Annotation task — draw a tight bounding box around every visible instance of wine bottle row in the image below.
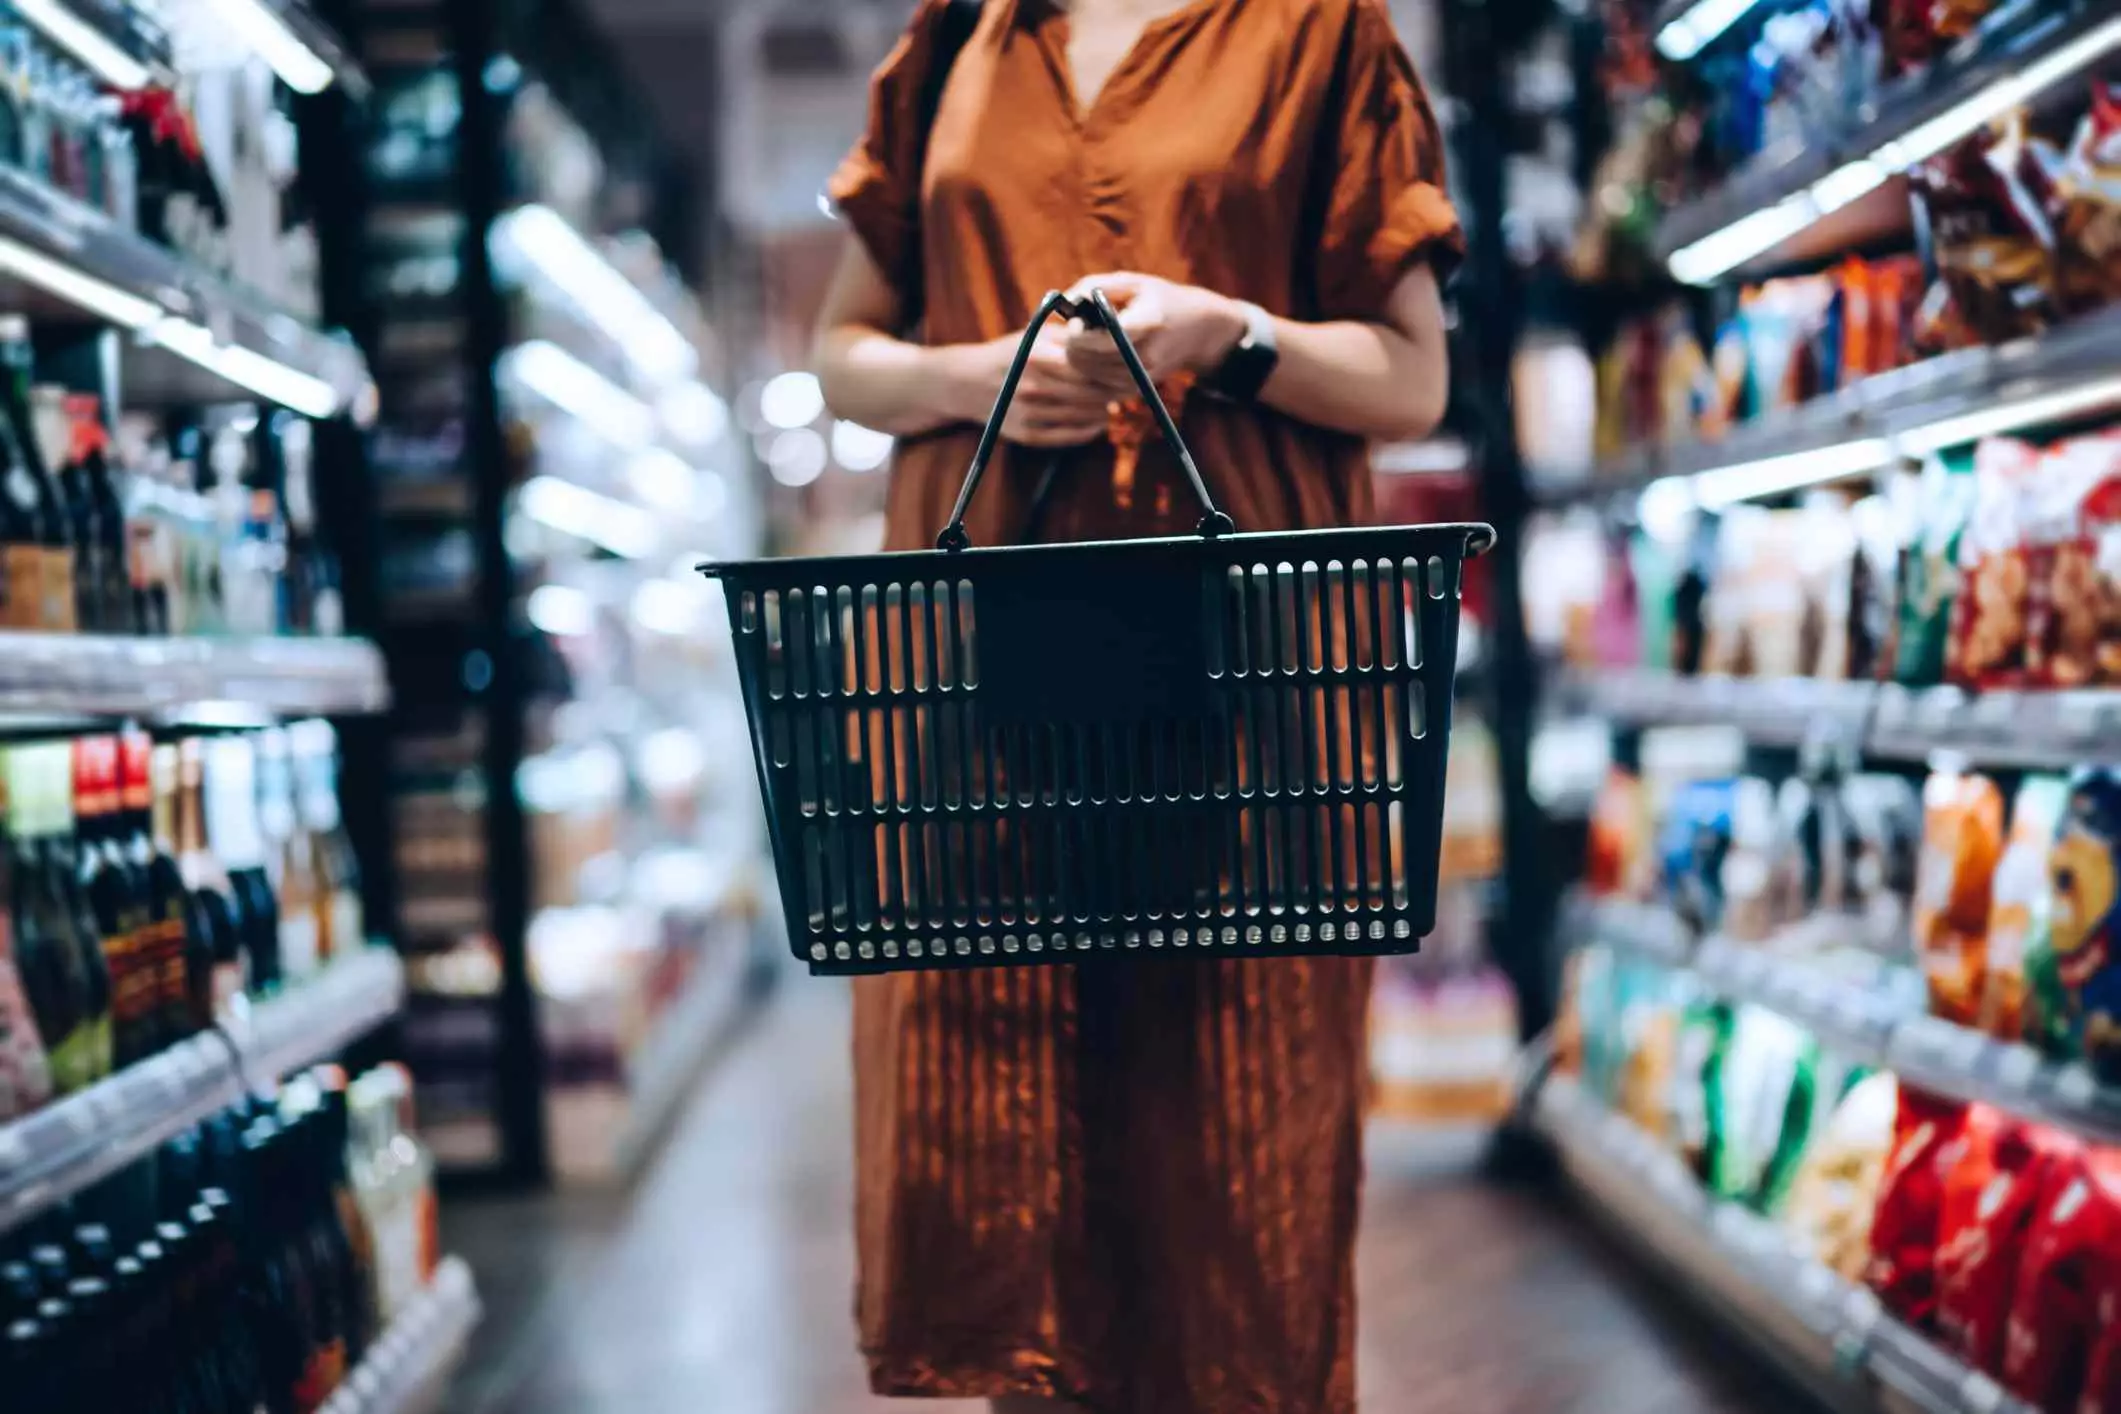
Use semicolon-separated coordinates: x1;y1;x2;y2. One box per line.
1;1062;439;1414
0;721;366;1119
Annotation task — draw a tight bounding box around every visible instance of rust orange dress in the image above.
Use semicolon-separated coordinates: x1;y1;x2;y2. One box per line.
828;2;1461;1409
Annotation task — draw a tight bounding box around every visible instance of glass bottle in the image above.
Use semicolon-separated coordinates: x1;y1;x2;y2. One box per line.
30;385;93;633
293;720;362;964
10;746;103;1092
176;739;243;1017
0;740;51;1118
74;736;151;1066
60;394;133;633
116;414;172;636
124;732;191;1051
257;729;318;985
206;735;279;993
0;318;72;632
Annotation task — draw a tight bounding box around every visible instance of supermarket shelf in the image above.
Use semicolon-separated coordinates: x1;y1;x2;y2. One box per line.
0;948;405;1236
320;1256;481;1414
1585;900;2121;1148
1652;0;2121;282
0;633;390;722
1533;304;2121;506
1536;1071;2036;1414
0;166;372;417
1557;668;2121;769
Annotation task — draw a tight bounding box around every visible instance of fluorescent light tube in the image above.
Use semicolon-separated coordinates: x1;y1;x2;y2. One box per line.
1895;374;2121;455
518;475;660;559
1690;437;1895;507
1655;0;1764;61
1669;15;2121;285
147;319;339;417
198;0;335;93
13;0;152;88
501;339;654;449
491;205;696;384
0;235;164;327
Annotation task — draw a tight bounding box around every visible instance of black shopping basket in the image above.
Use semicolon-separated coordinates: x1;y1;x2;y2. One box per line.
703;288;1493;975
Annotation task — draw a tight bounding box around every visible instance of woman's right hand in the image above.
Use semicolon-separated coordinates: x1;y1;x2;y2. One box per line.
947;325;1110;447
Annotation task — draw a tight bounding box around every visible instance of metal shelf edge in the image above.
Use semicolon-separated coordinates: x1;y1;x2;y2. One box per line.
319;1256;481;1414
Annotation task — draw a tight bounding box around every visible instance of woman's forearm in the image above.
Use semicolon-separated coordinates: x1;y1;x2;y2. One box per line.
815;324;987;437
1256;314;1447;443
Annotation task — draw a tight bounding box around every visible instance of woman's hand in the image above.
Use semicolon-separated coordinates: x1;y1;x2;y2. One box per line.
1061;272;1247;393
944;323;1111;447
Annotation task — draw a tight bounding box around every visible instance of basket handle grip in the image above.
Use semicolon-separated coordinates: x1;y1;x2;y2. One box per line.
936;287;1235;551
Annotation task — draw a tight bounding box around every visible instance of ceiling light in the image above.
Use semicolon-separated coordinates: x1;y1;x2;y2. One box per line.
1669;15;2121;285
830;419;893;472
625;448;698;512
501;340;653;449
629;578;704;636
767;428;826;487
13;0;152;88
658;380;727;445
759;371;824;430
491;205;696;384
1654;0;1764;61
518;475;660;558
525;583;595;637
198;0;335;92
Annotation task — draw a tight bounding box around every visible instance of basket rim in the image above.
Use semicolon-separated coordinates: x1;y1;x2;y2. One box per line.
697;519;1495;580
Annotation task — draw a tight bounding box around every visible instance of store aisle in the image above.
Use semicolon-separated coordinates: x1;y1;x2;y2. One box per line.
449;982;1778;1414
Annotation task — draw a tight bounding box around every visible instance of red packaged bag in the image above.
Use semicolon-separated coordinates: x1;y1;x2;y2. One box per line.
1937;1116;2080;1374
2080;1269;2121;1414
1866;1086;1970;1325
2002;1147;2121;1412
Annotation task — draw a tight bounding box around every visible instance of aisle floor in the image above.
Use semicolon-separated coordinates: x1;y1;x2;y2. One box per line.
446;983;1777;1414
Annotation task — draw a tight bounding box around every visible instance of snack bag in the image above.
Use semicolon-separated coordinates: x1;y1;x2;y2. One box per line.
1980;776;2070;1038
1785;1070;1897;1280
1864;1085;1968;1324
1708;1005;1817;1211
1585;765;1647;899
2025;433;2121;688
1843;772;1925;955
2037;771;2121;1081
2053;82;2121;318
1911;120;2061;356
2001;1148;2121;1412
1914;769;2007;1025
1948;436;2039;690
1671;993;1730;1184
1935;1113;2078;1375
1661;779;1738;934
2081;1267;2121;1414
1893;448;1977;687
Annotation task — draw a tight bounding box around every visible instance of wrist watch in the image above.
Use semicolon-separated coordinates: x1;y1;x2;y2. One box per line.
1207;300;1279;402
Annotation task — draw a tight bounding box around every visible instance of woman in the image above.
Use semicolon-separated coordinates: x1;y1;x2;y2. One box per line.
812;0;1461;1410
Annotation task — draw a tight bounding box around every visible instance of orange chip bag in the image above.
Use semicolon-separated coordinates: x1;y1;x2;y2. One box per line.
1915;769;2007;1025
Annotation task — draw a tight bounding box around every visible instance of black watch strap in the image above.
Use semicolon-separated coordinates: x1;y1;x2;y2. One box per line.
1207;300;1279;402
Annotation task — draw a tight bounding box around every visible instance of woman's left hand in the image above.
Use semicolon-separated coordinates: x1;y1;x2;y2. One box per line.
1062;272;1246;394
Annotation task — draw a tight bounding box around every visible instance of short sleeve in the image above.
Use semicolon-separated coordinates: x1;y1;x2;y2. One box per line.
826;0;953;304
1313;0;1464;318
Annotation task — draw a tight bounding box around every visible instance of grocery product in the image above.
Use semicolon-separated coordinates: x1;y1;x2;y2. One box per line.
1784;1069;1897;1280
1708;1005;1819;1212
2024;432;2121;688
1660;779;1738;933
2054;82;2121;316
1842;772;1926;951
1937;1118;2077;1377
1893;447;1977;687
1914;769;2006;1026
1948;436;2039;689
2001;1147;2121;1411
1864;1085;1967;1325
2033;770;2121;1079
1981;776;2071;1040
1671;993;1729;1182
1911;119;2060;356
1585;765;1649;900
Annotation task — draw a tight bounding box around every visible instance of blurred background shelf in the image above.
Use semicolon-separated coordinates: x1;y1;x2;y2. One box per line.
0;633;389;723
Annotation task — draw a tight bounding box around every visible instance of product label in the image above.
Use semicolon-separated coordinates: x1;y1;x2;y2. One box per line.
1;544;38;629
40;546;73;631
139;914;188;1030
106;926;161;1052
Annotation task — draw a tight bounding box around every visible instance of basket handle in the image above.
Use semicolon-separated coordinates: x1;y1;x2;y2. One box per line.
936;287;1235;552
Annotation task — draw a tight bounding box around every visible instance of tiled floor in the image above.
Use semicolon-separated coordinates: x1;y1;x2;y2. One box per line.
447;982;1780;1414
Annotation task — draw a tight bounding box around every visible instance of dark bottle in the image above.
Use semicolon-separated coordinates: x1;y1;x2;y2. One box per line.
74;736;154;1067
10;745;105;1093
58;393;134;633
4;1315;56;1412
136;736;201;1048
62;1276;115;1410
25;385;79;633
288;1106;352;1408
177;740;244;1017
0;316;72;632
318;1072;378;1365
0;740;53;1120
206;736;279;994
46;742;114;1085
235;1119;316;1414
